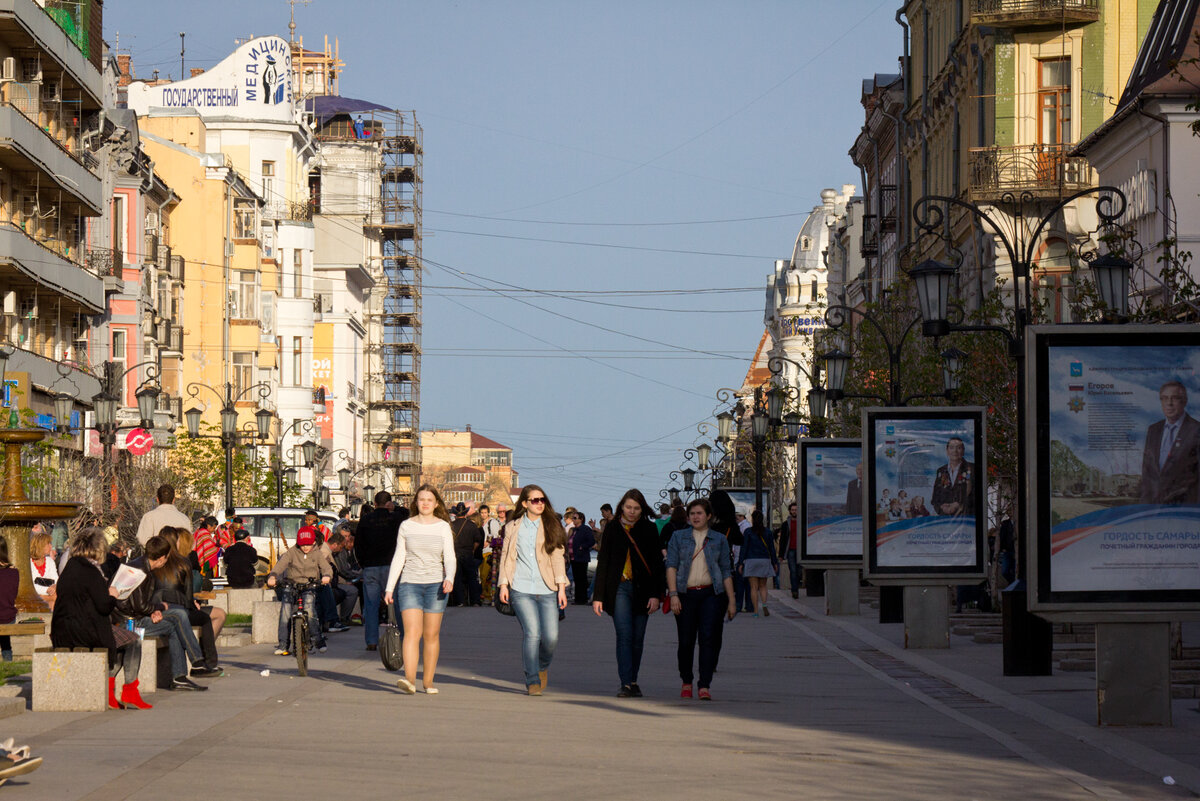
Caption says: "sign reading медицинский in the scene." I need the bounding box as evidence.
[1029,325,1200,616]
[125,36,294,123]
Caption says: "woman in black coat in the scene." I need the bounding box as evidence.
[51,527,152,710]
[591,488,666,698]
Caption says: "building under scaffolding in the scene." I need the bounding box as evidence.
[372,113,423,501]
[305,96,422,503]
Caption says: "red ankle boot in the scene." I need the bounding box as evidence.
[119,680,152,710]
[107,676,123,710]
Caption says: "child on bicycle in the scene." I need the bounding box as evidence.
[266,526,332,656]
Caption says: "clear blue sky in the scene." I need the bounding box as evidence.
[110,1,902,518]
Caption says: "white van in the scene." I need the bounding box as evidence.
[214,507,341,565]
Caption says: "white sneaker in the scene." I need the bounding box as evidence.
[318,645,327,653]
[273,648,288,656]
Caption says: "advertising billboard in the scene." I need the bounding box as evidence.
[864,407,987,581]
[1028,325,1200,615]
[798,439,864,564]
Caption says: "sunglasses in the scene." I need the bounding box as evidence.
[527,497,547,505]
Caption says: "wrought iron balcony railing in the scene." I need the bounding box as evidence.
[970,0,1100,26]
[967,143,1091,202]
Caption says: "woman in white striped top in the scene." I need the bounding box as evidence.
[384,484,456,694]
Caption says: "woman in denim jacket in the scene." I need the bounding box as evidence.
[665,497,736,701]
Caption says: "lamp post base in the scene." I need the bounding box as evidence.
[1001,583,1053,676]
[879,585,904,623]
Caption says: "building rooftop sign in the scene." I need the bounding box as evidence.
[126,36,295,123]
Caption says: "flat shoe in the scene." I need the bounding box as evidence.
[423,686,439,694]
[527,684,543,696]
[396,677,416,694]
[0,756,41,780]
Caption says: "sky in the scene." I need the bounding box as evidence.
[108,1,903,518]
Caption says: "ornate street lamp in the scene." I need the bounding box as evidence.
[820,348,852,402]
[681,467,696,492]
[940,347,968,395]
[909,258,957,337]
[783,411,802,442]
[255,406,274,440]
[1089,251,1134,316]
[220,406,237,439]
[338,467,352,492]
[696,442,712,471]
[808,387,827,421]
[716,409,735,444]
[184,406,202,438]
[52,392,74,433]
[301,439,317,467]
[134,384,159,430]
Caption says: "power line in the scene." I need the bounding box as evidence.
[429,227,777,260]
[425,208,807,227]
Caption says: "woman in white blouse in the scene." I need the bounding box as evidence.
[384,484,456,694]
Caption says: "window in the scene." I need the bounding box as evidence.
[293,250,303,298]
[292,337,303,386]
[1038,58,1071,146]
[157,275,169,319]
[260,221,274,259]
[233,198,256,240]
[233,271,257,318]
[112,329,127,404]
[260,293,274,335]
[261,161,275,205]
[232,352,255,398]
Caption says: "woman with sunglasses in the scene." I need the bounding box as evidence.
[497,485,568,696]
[592,488,665,698]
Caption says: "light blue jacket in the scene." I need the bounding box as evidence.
[666,527,732,593]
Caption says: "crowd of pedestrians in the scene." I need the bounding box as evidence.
[18,479,798,709]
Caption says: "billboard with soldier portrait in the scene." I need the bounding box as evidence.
[863,407,987,581]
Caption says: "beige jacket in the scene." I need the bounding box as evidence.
[497,517,568,591]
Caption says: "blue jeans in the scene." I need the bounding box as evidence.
[785,548,800,593]
[362,565,390,646]
[278,585,324,650]
[317,585,339,626]
[612,580,648,687]
[675,586,724,689]
[734,572,751,612]
[510,589,559,686]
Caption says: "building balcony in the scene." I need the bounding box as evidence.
[970,0,1099,27]
[0,221,102,311]
[967,143,1091,203]
[0,0,102,106]
[0,101,102,213]
[861,214,879,257]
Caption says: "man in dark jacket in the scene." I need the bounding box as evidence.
[567,512,596,605]
[353,491,407,650]
[449,503,483,606]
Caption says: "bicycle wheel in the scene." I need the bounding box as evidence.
[292,616,308,677]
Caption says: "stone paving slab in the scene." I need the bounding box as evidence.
[0,592,1194,799]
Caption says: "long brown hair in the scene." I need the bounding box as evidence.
[147,533,189,589]
[514,484,566,554]
[408,484,451,522]
[615,488,651,522]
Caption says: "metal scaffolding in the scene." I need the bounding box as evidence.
[366,111,422,501]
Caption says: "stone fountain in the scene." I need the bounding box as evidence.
[0,428,79,613]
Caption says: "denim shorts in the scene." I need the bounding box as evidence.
[395,581,448,613]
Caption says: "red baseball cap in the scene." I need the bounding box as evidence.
[296,526,317,547]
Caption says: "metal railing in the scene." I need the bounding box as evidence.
[967,143,1091,201]
[971,0,1100,24]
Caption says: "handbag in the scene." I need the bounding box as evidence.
[494,589,515,616]
[623,528,668,613]
[379,604,403,672]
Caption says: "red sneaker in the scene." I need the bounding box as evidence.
[680,683,693,699]
[698,688,712,701]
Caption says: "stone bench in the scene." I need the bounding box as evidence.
[252,601,282,644]
[32,648,108,711]
[227,587,268,616]
[0,620,46,660]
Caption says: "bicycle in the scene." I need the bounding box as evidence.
[278,578,320,676]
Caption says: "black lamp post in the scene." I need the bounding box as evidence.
[270,419,314,507]
[184,380,273,513]
[910,186,1134,676]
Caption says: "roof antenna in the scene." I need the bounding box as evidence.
[289,0,311,44]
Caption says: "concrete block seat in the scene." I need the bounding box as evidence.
[227,587,268,616]
[32,648,107,711]
[252,601,282,644]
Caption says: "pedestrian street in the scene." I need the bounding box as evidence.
[3,590,1197,800]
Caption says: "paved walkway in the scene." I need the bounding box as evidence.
[3,591,1200,799]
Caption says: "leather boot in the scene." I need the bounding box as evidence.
[119,680,153,710]
[107,676,123,710]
